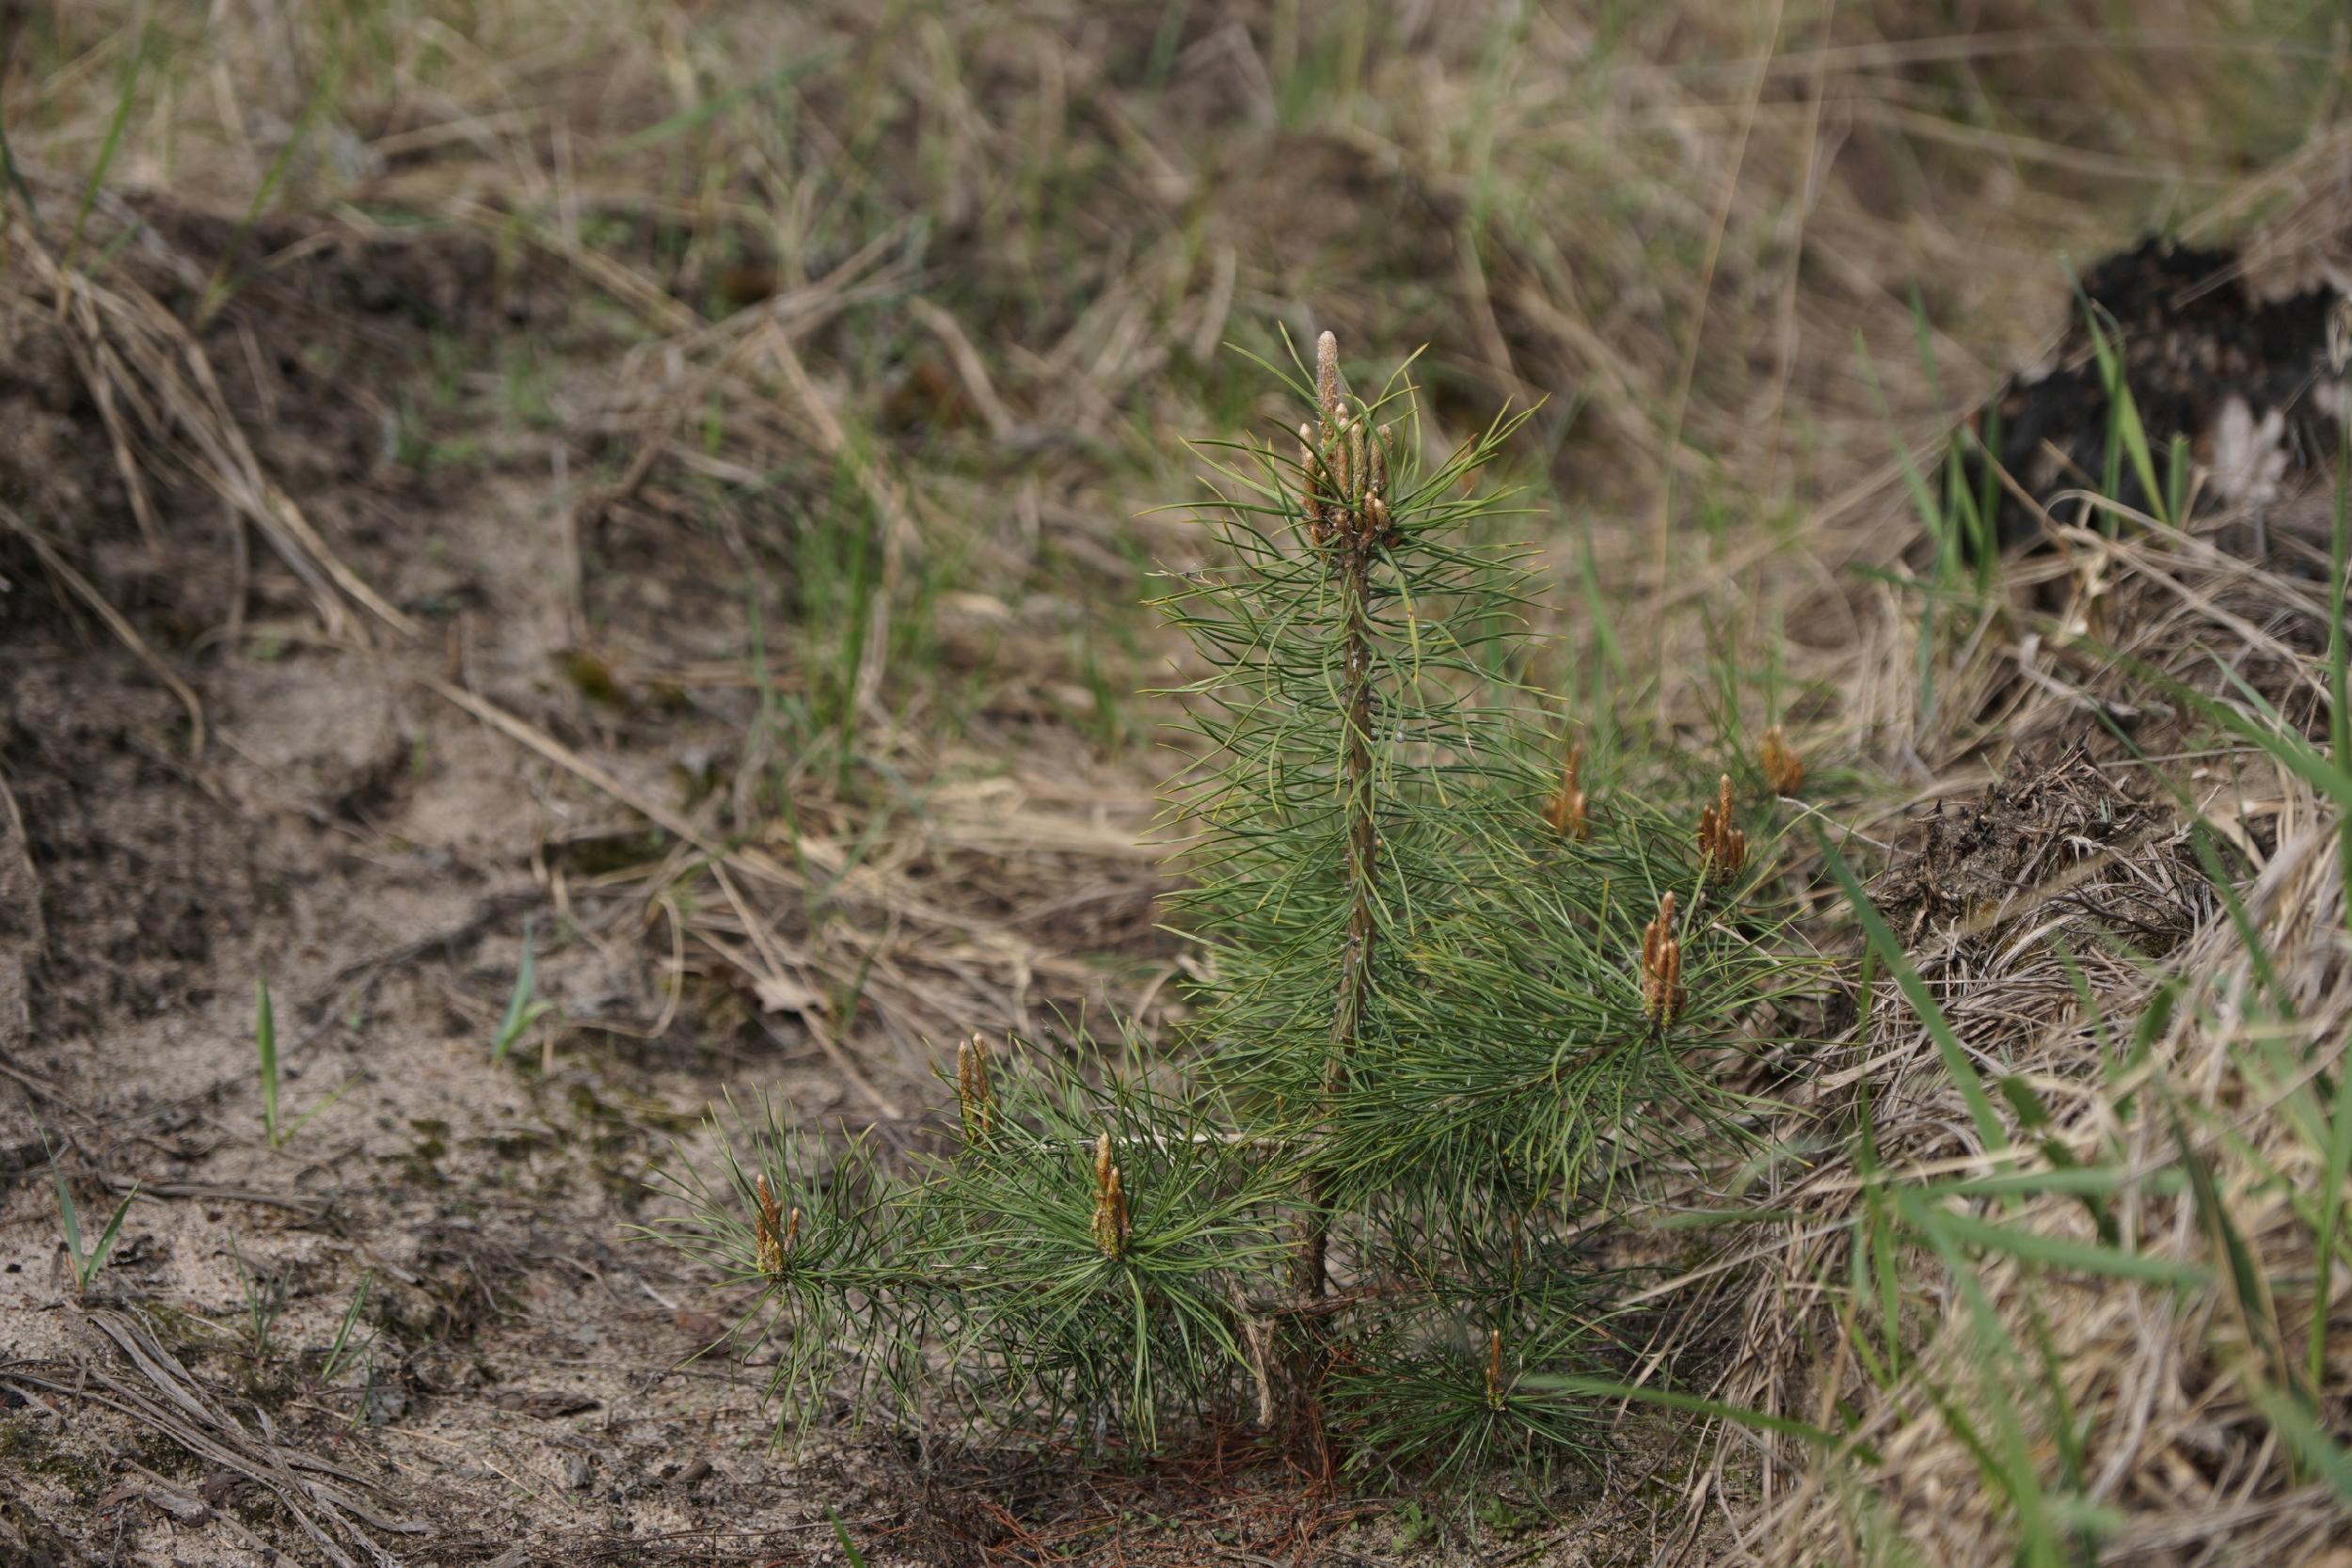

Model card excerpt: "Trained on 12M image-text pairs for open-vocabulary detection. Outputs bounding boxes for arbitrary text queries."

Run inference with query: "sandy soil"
[0,214,1256,1568]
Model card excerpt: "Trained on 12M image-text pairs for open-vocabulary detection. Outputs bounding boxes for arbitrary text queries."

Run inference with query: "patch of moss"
[382,1117,451,1188]
[0,1415,108,1499]
[230,1357,300,1414]
[124,1424,207,1485]
[463,1126,555,1162]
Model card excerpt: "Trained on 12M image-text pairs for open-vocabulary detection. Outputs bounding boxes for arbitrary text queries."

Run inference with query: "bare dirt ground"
[0,214,1204,1565]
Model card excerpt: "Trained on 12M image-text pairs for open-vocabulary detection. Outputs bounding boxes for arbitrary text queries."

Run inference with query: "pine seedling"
[1171,333,1761,1235]
[648,333,1780,1490]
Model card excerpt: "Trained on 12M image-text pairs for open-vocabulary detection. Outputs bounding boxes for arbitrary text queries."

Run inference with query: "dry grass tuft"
[1696,464,2352,1561]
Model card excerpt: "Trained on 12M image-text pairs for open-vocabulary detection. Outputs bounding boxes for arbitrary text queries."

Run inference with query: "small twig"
[421,675,778,875]
[94,1173,328,1217]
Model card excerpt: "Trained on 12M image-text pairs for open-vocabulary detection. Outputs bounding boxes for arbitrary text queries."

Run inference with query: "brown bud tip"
[1761,725,1804,795]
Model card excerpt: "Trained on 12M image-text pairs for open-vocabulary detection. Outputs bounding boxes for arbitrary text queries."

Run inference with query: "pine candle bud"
[1298,422,1332,544]
[1641,894,1685,1025]
[1090,1132,1131,1259]
[1545,739,1590,841]
[1364,422,1396,546]
[1485,1328,1506,1411]
[1696,774,1745,880]
[955,1031,996,1142]
[1295,333,1398,550]
[1760,725,1804,795]
[1315,330,1344,436]
[754,1175,793,1275]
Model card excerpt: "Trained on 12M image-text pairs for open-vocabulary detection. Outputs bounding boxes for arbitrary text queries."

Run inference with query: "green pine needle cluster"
[645,332,1793,1490]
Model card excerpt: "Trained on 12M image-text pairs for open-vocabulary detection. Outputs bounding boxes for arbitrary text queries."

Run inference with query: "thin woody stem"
[1295,342,1381,1301]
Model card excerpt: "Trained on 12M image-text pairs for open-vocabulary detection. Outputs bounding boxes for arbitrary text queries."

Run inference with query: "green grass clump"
[45,1135,135,1298]
[644,334,1794,1495]
[488,921,556,1066]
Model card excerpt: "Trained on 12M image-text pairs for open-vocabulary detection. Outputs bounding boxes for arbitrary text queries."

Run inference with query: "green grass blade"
[2185,826,2289,1019]
[323,1271,375,1383]
[2070,277,2166,527]
[2309,1038,2352,1397]
[1817,826,2008,1151]
[2250,1384,2352,1500]
[827,1505,871,1568]
[2197,661,2352,809]
[1900,1194,2204,1286]
[50,1157,86,1285]
[491,920,548,1062]
[0,76,46,241]
[284,1074,358,1141]
[86,1185,137,1286]
[2170,1109,2297,1399]
[197,47,348,326]
[2329,438,2350,930]
[256,970,280,1147]
[1900,1198,2072,1563]
[70,28,147,267]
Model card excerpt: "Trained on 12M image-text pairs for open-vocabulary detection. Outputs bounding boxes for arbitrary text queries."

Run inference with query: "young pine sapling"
[651,333,1781,1489]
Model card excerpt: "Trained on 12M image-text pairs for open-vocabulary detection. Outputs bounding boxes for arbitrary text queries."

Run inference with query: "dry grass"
[2,1,2349,1562]
[1690,483,2352,1561]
